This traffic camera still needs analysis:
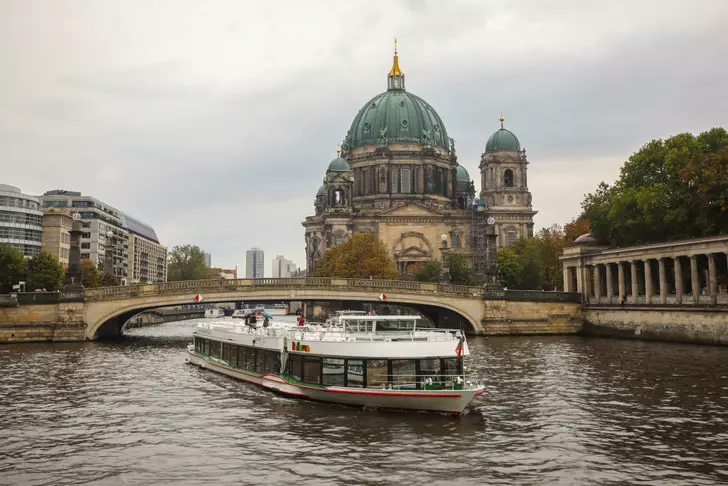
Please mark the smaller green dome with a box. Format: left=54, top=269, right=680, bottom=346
left=327, top=157, right=350, bottom=173
left=317, top=185, right=325, bottom=196
left=486, top=128, right=520, bottom=152
left=456, top=165, right=470, bottom=182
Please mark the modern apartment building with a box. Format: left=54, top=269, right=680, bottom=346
left=40, top=190, right=129, bottom=284
left=41, top=208, right=73, bottom=265
left=0, top=184, right=44, bottom=258
left=204, top=252, right=211, bottom=267
left=245, top=247, right=264, bottom=278
left=125, top=213, right=167, bottom=284
left=272, top=255, right=297, bottom=278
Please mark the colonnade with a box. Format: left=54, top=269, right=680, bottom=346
left=564, top=252, right=728, bottom=306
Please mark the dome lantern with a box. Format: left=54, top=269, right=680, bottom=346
left=387, top=38, right=405, bottom=91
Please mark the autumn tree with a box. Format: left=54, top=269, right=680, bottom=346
left=0, top=244, right=28, bottom=293
left=581, top=128, right=728, bottom=246
left=167, top=245, right=209, bottom=281
left=80, top=258, right=103, bottom=288
left=412, top=252, right=474, bottom=285
left=313, top=232, right=397, bottom=279
left=26, top=249, right=65, bottom=291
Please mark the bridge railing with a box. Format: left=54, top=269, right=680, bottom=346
left=504, top=289, right=583, bottom=303
left=82, top=277, right=485, bottom=301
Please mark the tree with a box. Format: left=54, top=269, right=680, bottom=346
left=563, top=217, right=590, bottom=246
left=26, top=249, right=64, bottom=291
left=581, top=128, right=728, bottom=246
left=80, top=258, right=102, bottom=288
left=496, top=225, right=568, bottom=291
left=497, top=246, right=523, bottom=289
left=0, top=244, right=28, bottom=293
left=313, top=233, right=397, bottom=279
left=413, top=260, right=441, bottom=282
left=167, top=245, right=209, bottom=281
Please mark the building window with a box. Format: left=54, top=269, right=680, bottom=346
left=504, top=169, right=514, bottom=188
left=413, top=167, right=420, bottom=193
left=363, top=169, right=369, bottom=194
left=451, top=233, right=461, bottom=249
left=391, top=168, right=399, bottom=194
left=400, top=168, right=412, bottom=193
left=507, top=231, right=517, bottom=244
left=81, top=242, right=90, bottom=249
left=371, top=167, right=377, bottom=194
left=332, top=233, right=346, bottom=246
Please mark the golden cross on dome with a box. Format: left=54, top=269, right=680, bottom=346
left=500, top=114, right=505, bottom=129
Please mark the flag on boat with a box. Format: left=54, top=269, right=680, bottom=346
left=378, top=293, right=387, bottom=301
left=194, top=294, right=203, bottom=303
left=455, top=336, right=464, bottom=358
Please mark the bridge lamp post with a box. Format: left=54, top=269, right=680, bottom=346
left=104, top=230, right=120, bottom=286
left=440, top=233, right=451, bottom=283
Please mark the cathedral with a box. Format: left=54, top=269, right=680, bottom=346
left=303, top=44, right=537, bottom=276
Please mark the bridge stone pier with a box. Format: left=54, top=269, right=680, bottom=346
left=0, top=278, right=583, bottom=342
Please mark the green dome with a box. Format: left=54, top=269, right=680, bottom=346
left=486, top=128, right=520, bottom=152
left=317, top=185, right=325, bottom=196
left=345, top=90, right=450, bottom=151
left=456, top=165, right=470, bottom=182
left=327, top=157, right=350, bottom=173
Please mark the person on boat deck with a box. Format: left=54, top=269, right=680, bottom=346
left=296, top=314, right=305, bottom=327
left=263, top=316, right=270, bottom=327
left=249, top=313, right=257, bottom=325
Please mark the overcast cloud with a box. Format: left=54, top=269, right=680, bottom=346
left=2, top=0, right=727, bottom=274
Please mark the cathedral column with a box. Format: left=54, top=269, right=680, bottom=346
left=630, top=261, right=638, bottom=304
left=644, top=259, right=653, bottom=305
left=605, top=263, right=613, bottom=304
left=674, top=256, right=683, bottom=304
left=708, top=253, right=717, bottom=305
left=690, top=255, right=699, bottom=304
left=617, top=262, right=625, bottom=303
left=658, top=258, right=668, bottom=304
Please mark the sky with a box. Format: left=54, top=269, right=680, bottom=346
left=1, top=0, right=727, bottom=275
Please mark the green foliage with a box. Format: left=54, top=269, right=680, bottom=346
left=497, top=225, right=569, bottom=290
left=80, top=258, right=103, bottom=288
left=26, top=249, right=64, bottom=291
left=0, top=244, right=28, bottom=293
left=582, top=128, right=728, bottom=246
left=412, top=252, right=473, bottom=285
left=413, top=260, right=441, bottom=282
left=167, top=245, right=209, bottom=281
left=313, top=233, right=397, bottom=279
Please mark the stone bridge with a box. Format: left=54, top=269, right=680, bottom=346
left=0, top=278, right=583, bottom=342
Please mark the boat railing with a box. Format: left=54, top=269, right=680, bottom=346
left=196, top=322, right=463, bottom=342
left=368, top=373, right=483, bottom=391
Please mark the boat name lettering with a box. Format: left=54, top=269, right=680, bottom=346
left=291, top=341, right=310, bottom=352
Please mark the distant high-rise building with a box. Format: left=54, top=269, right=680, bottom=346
left=204, top=252, right=211, bottom=267
left=272, top=255, right=297, bottom=278
left=0, top=184, right=43, bottom=258
left=245, top=248, right=264, bottom=278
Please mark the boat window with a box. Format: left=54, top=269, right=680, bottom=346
left=244, top=347, right=256, bottom=371
left=420, top=358, right=440, bottom=378
left=366, top=359, right=388, bottom=388
left=376, top=319, right=416, bottom=331
left=203, top=339, right=210, bottom=356
left=303, top=357, right=322, bottom=384
left=322, top=359, right=345, bottom=386
left=287, top=355, right=303, bottom=381
left=256, top=349, right=266, bottom=373
left=229, top=345, right=238, bottom=368
left=391, top=359, right=416, bottom=389
left=222, top=343, right=231, bottom=364
left=441, top=358, right=462, bottom=376
left=346, top=359, right=364, bottom=388
left=264, top=350, right=280, bottom=374
left=211, top=341, right=222, bottom=359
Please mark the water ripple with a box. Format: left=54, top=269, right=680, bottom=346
left=1, top=320, right=728, bottom=485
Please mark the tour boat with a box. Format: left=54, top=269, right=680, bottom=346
left=324, top=309, right=368, bottom=327
left=204, top=308, right=225, bottom=318
left=185, top=315, right=484, bottom=415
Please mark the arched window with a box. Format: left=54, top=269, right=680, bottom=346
left=504, top=169, right=514, bottom=188
left=333, top=189, right=345, bottom=206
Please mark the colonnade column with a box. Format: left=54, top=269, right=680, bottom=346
left=644, top=259, right=653, bottom=305
left=576, top=263, right=584, bottom=295
left=630, top=261, right=638, bottom=304
left=617, top=262, right=625, bottom=303
left=708, top=253, right=717, bottom=305
left=658, top=258, right=667, bottom=304
left=593, top=265, right=601, bottom=301
left=563, top=268, right=571, bottom=292
left=605, top=263, right=614, bottom=304
left=690, top=255, right=699, bottom=304
left=674, top=256, right=683, bottom=304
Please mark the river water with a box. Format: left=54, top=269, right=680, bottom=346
left=1, top=319, right=728, bottom=485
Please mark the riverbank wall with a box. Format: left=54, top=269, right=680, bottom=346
left=583, top=306, right=728, bottom=345
left=480, top=299, right=584, bottom=335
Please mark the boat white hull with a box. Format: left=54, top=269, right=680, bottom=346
left=186, top=350, right=483, bottom=415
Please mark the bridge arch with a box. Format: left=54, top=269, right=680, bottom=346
left=83, top=279, right=485, bottom=339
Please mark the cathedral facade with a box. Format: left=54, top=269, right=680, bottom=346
left=303, top=46, right=536, bottom=276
